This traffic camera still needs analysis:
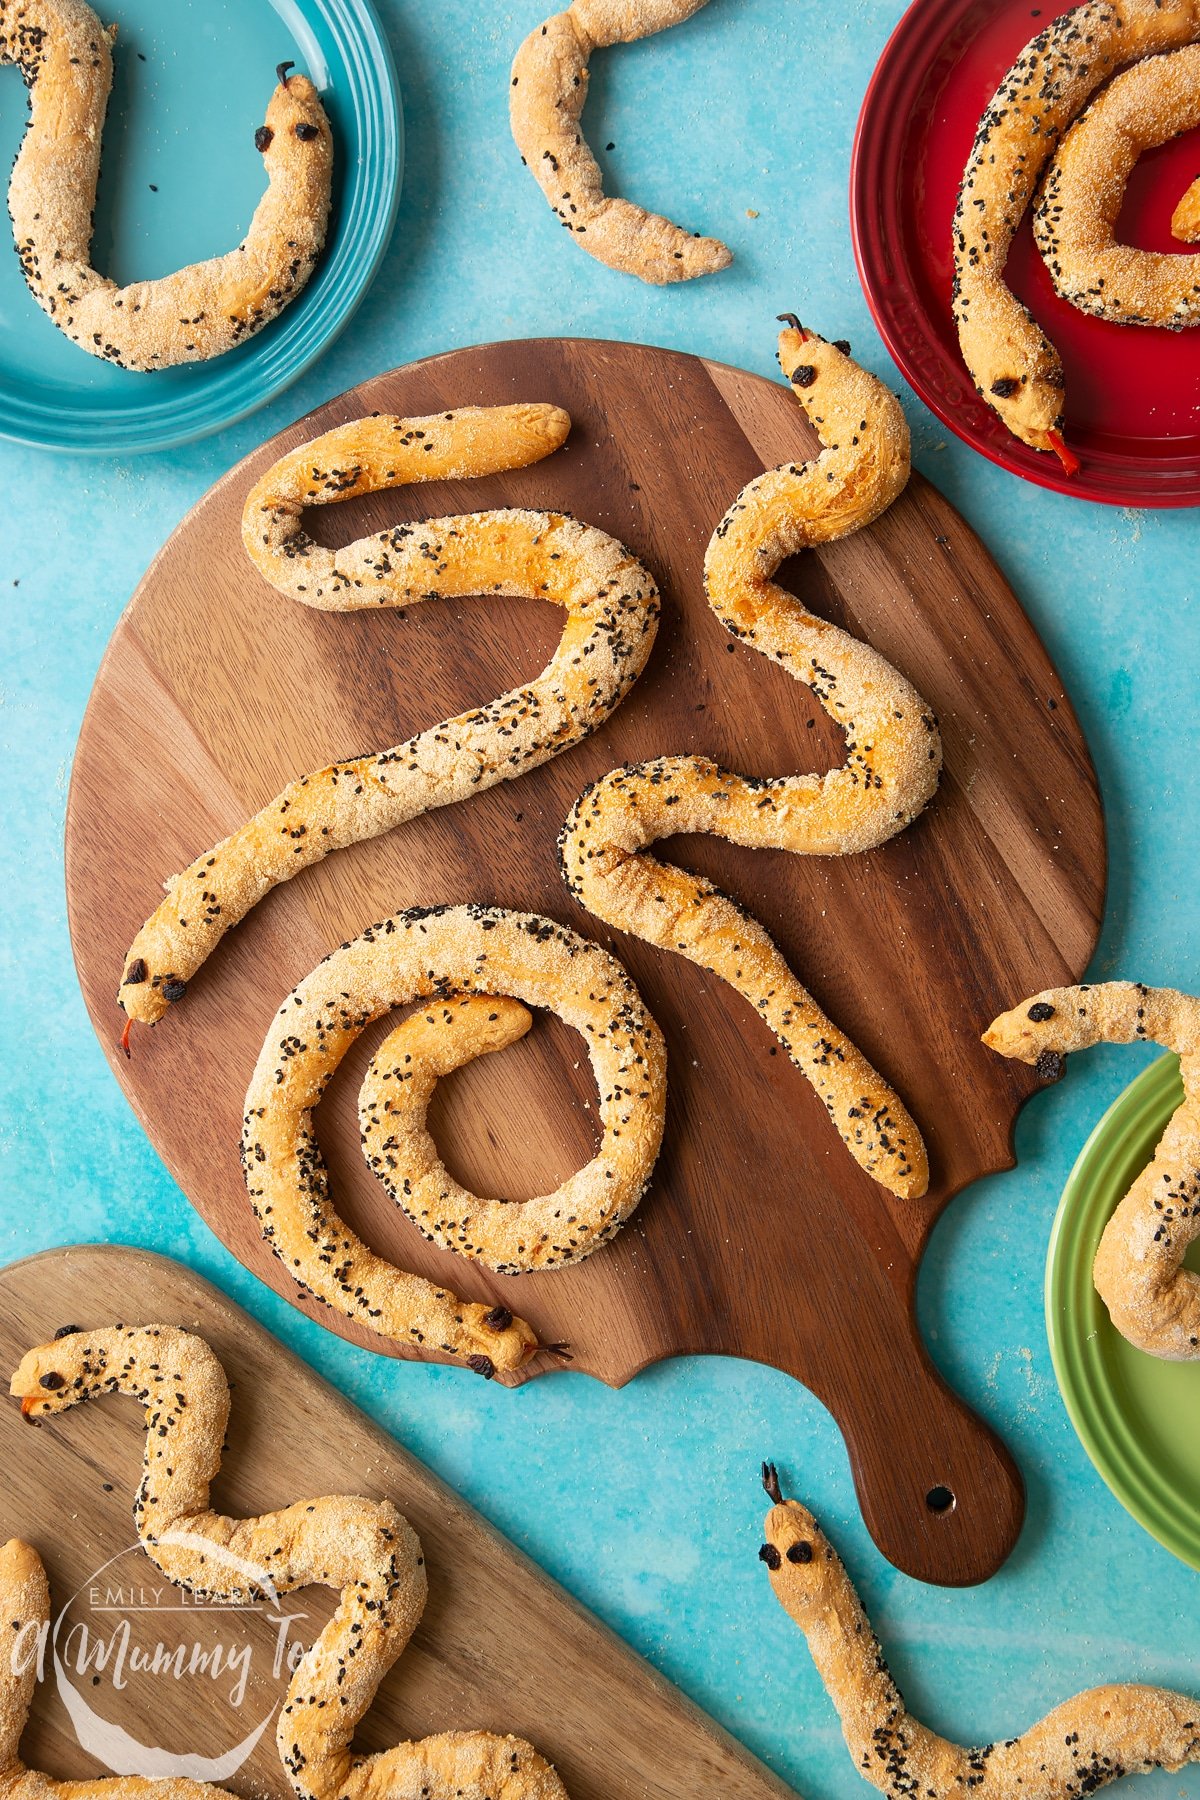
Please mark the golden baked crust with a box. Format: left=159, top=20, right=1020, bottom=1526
left=2, top=0, right=332, bottom=370
left=0, top=1537, right=242, bottom=1800
left=509, top=0, right=732, bottom=283
left=984, top=980, right=1200, bottom=1359
left=1172, top=174, right=1200, bottom=239
left=11, top=1326, right=570, bottom=1800
left=1034, top=47, right=1200, bottom=329
left=118, top=403, right=660, bottom=1034
left=558, top=323, right=939, bottom=1200
left=952, top=0, right=1200, bottom=466
left=358, top=990, right=664, bottom=1272
left=757, top=1466, right=1200, bottom=1800
left=242, top=904, right=665, bottom=1360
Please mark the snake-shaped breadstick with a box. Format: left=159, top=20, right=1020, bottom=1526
left=952, top=0, right=1200, bottom=470
left=2, top=0, right=332, bottom=369
left=11, top=1326, right=570, bottom=1800
left=1034, top=47, right=1200, bottom=330
left=242, top=903, right=666, bottom=1367
left=118, top=404, right=661, bottom=1036
left=0, top=1537, right=240, bottom=1800
left=509, top=0, right=732, bottom=283
left=984, top=981, right=1200, bottom=1360
left=559, top=322, right=940, bottom=1199
left=756, top=1464, right=1200, bottom=1800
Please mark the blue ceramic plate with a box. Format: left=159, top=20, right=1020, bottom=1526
left=0, top=0, right=401, bottom=453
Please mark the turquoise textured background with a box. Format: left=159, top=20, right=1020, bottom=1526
left=2, top=1, right=1199, bottom=1793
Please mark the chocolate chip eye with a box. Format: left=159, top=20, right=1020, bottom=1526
left=39, top=1372, right=64, bottom=1391
left=466, top=1353, right=496, bottom=1380
left=162, top=978, right=187, bottom=1004
left=786, top=1540, right=813, bottom=1564
left=790, top=364, right=817, bottom=389
left=758, top=1543, right=782, bottom=1569
left=124, top=958, right=147, bottom=985
left=255, top=125, right=274, bottom=152
left=53, top=1324, right=82, bottom=1339
left=294, top=121, right=319, bottom=142
left=832, top=339, right=851, bottom=355
left=990, top=376, right=1020, bottom=398
left=1027, top=1002, right=1056, bottom=1022
left=1036, top=1049, right=1065, bottom=1082
left=482, top=1305, right=513, bottom=1332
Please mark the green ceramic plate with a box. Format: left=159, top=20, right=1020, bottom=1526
left=0, top=0, right=401, bottom=453
left=1046, top=1053, right=1200, bottom=1567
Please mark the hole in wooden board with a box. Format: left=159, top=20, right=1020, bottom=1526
left=925, top=1484, right=956, bottom=1515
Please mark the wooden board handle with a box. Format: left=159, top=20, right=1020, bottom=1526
left=779, top=1335, right=1025, bottom=1587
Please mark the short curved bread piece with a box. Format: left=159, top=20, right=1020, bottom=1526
left=1034, top=47, right=1200, bottom=329
left=2, top=0, right=332, bottom=369
left=1173, top=173, right=1200, bottom=240
left=756, top=1466, right=1200, bottom=1800
left=509, top=0, right=732, bottom=283
left=243, top=904, right=666, bottom=1361
left=952, top=0, right=1200, bottom=467
left=559, top=322, right=939, bottom=1200
left=984, top=980, right=1200, bottom=1359
left=118, top=403, right=661, bottom=1032
left=11, top=1326, right=570, bottom=1800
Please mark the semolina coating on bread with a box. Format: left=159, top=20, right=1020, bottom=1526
left=12, top=1325, right=570, bottom=1800
left=2, top=0, right=332, bottom=369
left=757, top=1467, right=1200, bottom=1800
left=509, top=0, right=731, bottom=283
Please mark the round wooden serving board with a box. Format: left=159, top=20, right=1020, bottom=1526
left=66, top=338, right=1107, bottom=1588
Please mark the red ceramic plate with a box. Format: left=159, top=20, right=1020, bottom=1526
left=851, top=0, right=1200, bottom=506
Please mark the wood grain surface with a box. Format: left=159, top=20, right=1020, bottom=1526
left=0, top=1246, right=793, bottom=1800
left=64, top=337, right=1107, bottom=1588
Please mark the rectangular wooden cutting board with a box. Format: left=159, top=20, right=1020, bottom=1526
left=0, top=1245, right=795, bottom=1800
